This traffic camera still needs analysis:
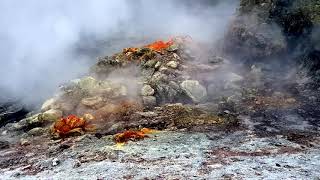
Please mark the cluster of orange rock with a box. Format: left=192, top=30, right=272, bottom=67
left=52, top=114, right=95, bottom=137
left=52, top=114, right=157, bottom=144
left=114, top=128, right=157, bottom=144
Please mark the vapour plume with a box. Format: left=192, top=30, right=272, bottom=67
left=0, top=0, right=238, bottom=107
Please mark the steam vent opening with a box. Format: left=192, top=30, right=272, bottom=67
left=1, top=0, right=320, bottom=179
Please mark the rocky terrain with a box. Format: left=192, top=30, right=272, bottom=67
left=1, top=0, right=320, bottom=179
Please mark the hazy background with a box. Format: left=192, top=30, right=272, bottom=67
left=0, top=0, right=238, bottom=107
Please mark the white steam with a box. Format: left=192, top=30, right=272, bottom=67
left=0, top=0, right=238, bottom=107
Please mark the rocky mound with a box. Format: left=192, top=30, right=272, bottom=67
left=1, top=37, right=242, bottom=140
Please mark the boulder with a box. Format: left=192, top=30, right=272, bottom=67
left=166, top=61, right=179, bottom=69
left=180, top=80, right=207, bottom=103
left=141, top=85, right=155, bottom=96
left=41, top=98, right=56, bottom=112
left=142, top=96, right=157, bottom=107
left=41, top=109, right=63, bottom=122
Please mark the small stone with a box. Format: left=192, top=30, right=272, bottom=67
left=208, top=56, right=224, bottom=64
left=0, top=140, right=9, bottom=149
left=173, top=53, right=181, bottom=60
left=144, top=59, right=157, bottom=68
left=20, top=138, right=30, bottom=146
left=166, top=61, right=179, bottom=69
left=73, top=160, right=81, bottom=168
left=285, top=98, right=296, bottom=103
left=154, top=61, right=162, bottom=69
left=224, top=110, right=231, bottom=114
left=105, top=122, right=125, bottom=134
left=135, top=111, right=158, bottom=117
left=28, top=127, right=46, bottom=136
left=142, top=96, right=157, bottom=107
left=81, top=96, right=103, bottom=107
left=180, top=80, right=207, bottom=103
left=167, top=44, right=179, bottom=52
left=141, top=85, right=155, bottom=96
left=159, top=66, right=168, bottom=72
left=52, top=158, right=60, bottom=166
left=151, top=72, right=168, bottom=83
left=25, top=114, right=41, bottom=125
left=42, top=109, right=63, bottom=122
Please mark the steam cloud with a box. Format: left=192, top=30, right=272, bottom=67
left=0, top=0, right=238, bottom=107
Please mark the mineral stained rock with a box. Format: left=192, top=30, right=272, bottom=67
left=7, top=37, right=234, bottom=138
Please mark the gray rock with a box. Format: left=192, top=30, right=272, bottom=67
left=142, top=96, right=157, bottom=107
left=208, top=56, right=225, bottom=64
left=154, top=82, right=181, bottom=104
left=141, top=68, right=155, bottom=80
left=81, top=96, right=103, bottom=107
left=41, top=109, right=62, bottom=122
left=167, top=44, right=179, bottom=52
left=135, top=111, right=158, bottom=118
left=104, top=122, right=125, bottom=134
left=150, top=72, right=168, bottom=83
left=41, top=98, right=56, bottom=112
left=141, top=85, right=155, bottom=96
left=52, top=158, right=60, bottom=166
left=180, top=80, right=207, bottom=102
left=154, top=61, right=162, bottom=69
left=144, top=60, right=157, bottom=68
left=20, top=138, right=30, bottom=146
left=78, top=76, right=98, bottom=91
left=28, top=127, right=46, bottom=136
left=166, top=61, right=179, bottom=69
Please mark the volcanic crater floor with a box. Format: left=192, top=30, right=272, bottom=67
left=1, top=118, right=320, bottom=180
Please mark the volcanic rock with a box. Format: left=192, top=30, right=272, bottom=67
left=143, top=59, right=158, bottom=68
left=0, top=101, right=28, bottom=127
left=41, top=98, right=57, bottom=112
left=28, top=127, right=46, bottom=136
left=166, top=61, right=179, bottom=69
left=180, top=80, right=207, bottom=103
left=142, top=96, right=157, bottom=107
left=81, top=96, right=104, bottom=108
left=41, top=109, right=63, bottom=122
left=154, top=61, right=162, bottom=69
left=141, top=85, right=155, bottom=96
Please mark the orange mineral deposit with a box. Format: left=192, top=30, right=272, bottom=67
left=52, top=114, right=95, bottom=137
left=114, top=128, right=158, bottom=144
left=145, top=39, right=174, bottom=52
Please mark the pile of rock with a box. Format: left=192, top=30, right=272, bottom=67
left=2, top=38, right=243, bottom=138
left=91, top=38, right=224, bottom=107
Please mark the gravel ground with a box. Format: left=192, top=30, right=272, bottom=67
left=1, top=127, right=319, bottom=179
